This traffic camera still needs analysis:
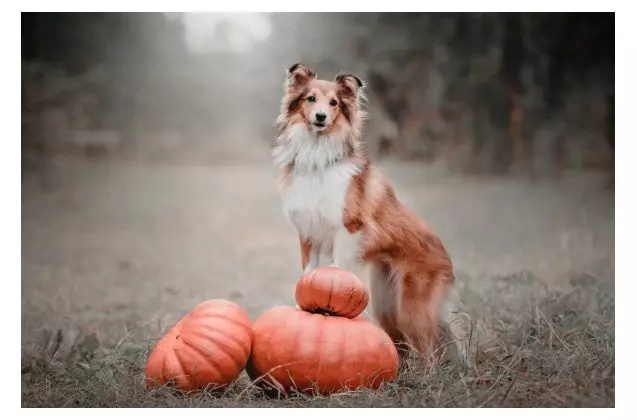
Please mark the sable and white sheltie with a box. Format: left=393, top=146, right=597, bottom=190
left=272, top=63, right=469, bottom=366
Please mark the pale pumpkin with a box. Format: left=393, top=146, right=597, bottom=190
left=295, top=266, right=369, bottom=318
left=247, top=306, right=399, bottom=395
left=145, top=299, right=253, bottom=392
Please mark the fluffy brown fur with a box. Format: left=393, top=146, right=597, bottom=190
left=272, top=63, right=468, bottom=366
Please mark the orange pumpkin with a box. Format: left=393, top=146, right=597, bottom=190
left=145, top=299, right=253, bottom=392
left=247, top=306, right=399, bottom=395
left=295, top=267, right=369, bottom=318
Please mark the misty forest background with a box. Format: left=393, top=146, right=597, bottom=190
left=21, top=12, right=614, bottom=179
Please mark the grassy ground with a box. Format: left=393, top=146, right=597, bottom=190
left=21, top=272, right=614, bottom=407
left=21, top=158, right=614, bottom=407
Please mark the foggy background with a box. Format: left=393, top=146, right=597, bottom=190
left=21, top=12, right=614, bottom=355
left=22, top=12, right=614, bottom=174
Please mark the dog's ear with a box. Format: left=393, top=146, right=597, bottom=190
left=334, top=72, right=365, bottom=122
left=285, top=63, right=316, bottom=90
left=334, top=72, right=364, bottom=100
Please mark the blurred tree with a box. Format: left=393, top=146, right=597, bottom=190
left=318, top=12, right=614, bottom=175
left=22, top=12, right=614, bottom=174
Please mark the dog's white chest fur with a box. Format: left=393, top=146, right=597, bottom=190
left=283, top=161, right=359, bottom=252
left=274, top=124, right=361, bottom=253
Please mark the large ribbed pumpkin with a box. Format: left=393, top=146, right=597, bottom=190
left=145, top=299, right=253, bottom=392
left=295, top=266, right=369, bottom=318
left=247, top=268, right=399, bottom=395
left=247, top=306, right=399, bottom=395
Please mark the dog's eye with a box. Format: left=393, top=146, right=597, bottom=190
left=330, top=99, right=338, bottom=107
left=307, top=96, right=316, bottom=103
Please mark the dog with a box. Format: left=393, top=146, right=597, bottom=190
left=272, top=63, right=469, bottom=367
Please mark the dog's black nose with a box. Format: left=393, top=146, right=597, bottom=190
left=315, top=112, right=327, bottom=122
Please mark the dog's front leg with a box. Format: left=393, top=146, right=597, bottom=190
left=301, top=237, right=321, bottom=274
left=331, top=228, right=361, bottom=271
left=305, top=247, right=320, bottom=274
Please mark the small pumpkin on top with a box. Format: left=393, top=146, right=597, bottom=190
left=295, top=266, right=369, bottom=318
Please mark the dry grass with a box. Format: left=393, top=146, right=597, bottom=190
left=21, top=160, right=614, bottom=408
left=21, top=274, right=614, bottom=408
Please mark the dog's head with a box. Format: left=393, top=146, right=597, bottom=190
left=280, top=63, right=365, bottom=135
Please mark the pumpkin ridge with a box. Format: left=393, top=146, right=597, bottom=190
left=306, top=272, right=318, bottom=312
left=195, top=331, right=243, bottom=371
left=310, top=272, right=327, bottom=315
left=368, top=330, right=396, bottom=387
left=161, top=346, right=171, bottom=385
left=312, top=317, right=326, bottom=393
left=256, top=310, right=294, bottom=391
left=346, top=291, right=367, bottom=318
left=172, top=347, right=192, bottom=388
left=326, top=274, right=334, bottom=312
left=282, top=312, right=303, bottom=392
left=180, top=334, right=227, bottom=384
left=330, top=321, right=348, bottom=392
left=338, top=286, right=357, bottom=317
left=188, top=324, right=246, bottom=372
left=188, top=312, right=251, bottom=336
left=162, top=347, right=188, bottom=386
left=188, top=309, right=244, bottom=323
left=187, top=319, right=249, bottom=353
